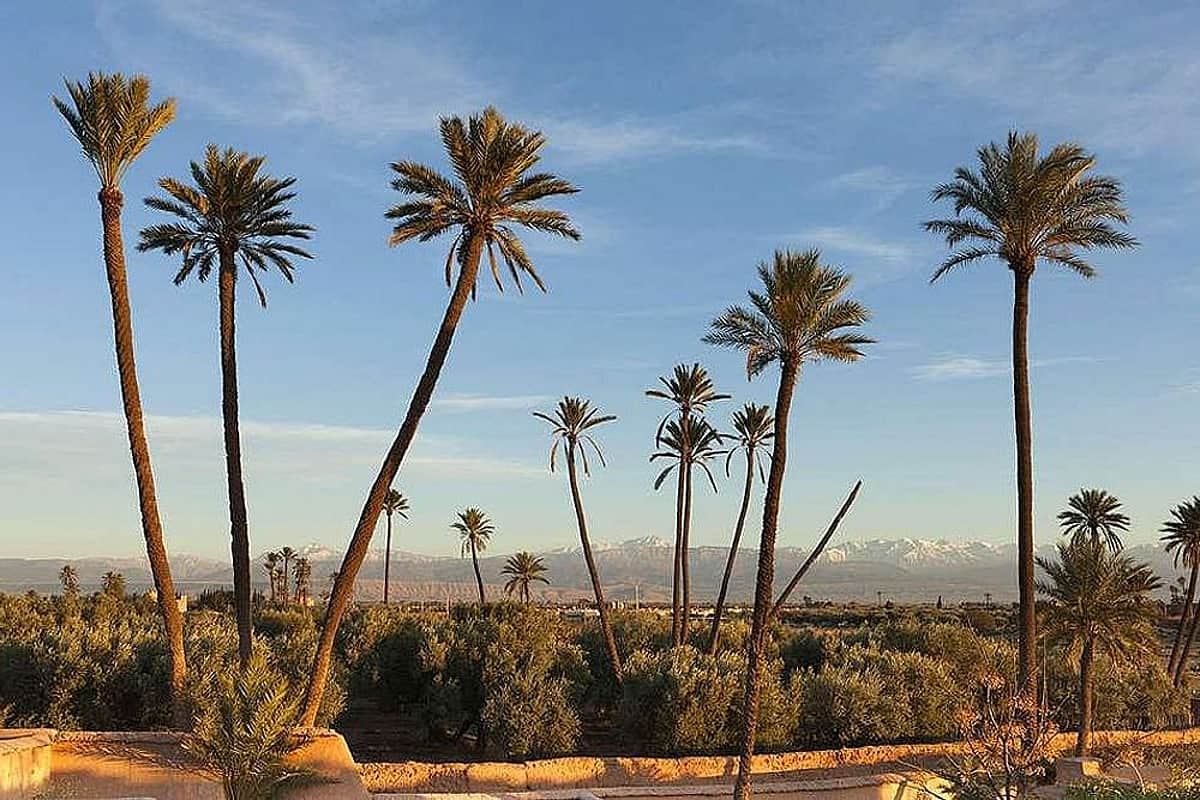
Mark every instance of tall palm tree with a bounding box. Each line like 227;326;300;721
293;557;312;605
708;403;773;654
452;508;494;604
501;551;549;604
101;570;126;599
279;546;296;606
535;396;622;678
263;552;280;604
925;131;1136;692
705;248;872;800
139;144;313;667
52;72;187;724
1162;497;1200;683
1037;539;1160;755
651;413;724;640
59;564;80;596
647;364;729;644
1058;489;1130;553
381;489;410;605
303;107;579;725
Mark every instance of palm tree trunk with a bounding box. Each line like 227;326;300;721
671;461;686;646
1076;639;1094;756
1168;564;1198;676
219;250;253;668
733;358;799;800
681;462;694;645
709;449;755;655
384;513;392;605
282;555;290;606
471;541;485;605
1174;593;1200;687
98;188;188;727
1012;267;1037;696
567;444;622;680
301;234;484;727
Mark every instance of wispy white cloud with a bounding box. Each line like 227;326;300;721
431;394;552;413
830;166;916;210
913;355;1102;382
792;226;914;263
540;117;762;166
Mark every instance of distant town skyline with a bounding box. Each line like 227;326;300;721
2;1;1198;559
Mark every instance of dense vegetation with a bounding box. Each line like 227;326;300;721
1;594;1186;761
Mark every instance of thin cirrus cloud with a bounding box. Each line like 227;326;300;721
95;0;760;165
430;394;553;413
830;166;917;210
913;355;1103;382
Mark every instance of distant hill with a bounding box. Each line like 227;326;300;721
3;537;1184;604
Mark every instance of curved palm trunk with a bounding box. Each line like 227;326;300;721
99;188;188;727
471;540;486;605
384;513;393;605
671;460;686;646
1076;639;1095;756
219;250;253;668
1167;563;1198;677
302;235;483;726
1174;594;1200;687
567;444;622;680
734;359;798;800
709;450;755;655
1013;269;1037;696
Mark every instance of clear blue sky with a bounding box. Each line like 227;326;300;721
1;1;1196;559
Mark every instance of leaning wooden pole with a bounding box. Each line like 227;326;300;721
769;480;862;622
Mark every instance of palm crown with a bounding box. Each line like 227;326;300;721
386;106;580;295
924;131;1136;281
646;363;730;441
534;397;616;476
705;249;873;376
501;551;550;595
651;415;724;492
1037;539;1161;663
452;507;494;557
1058;488;1130;552
382;489;410;519
1162;498;1200;569
53;72;176;189
723;402;774;480
137;144;314;306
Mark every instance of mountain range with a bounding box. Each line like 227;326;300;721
2;537;1185;604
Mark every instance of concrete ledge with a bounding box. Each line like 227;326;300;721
0;729;54;800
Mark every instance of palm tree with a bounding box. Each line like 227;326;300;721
381;489;410;604
1162;497;1200;684
263;552;280;604
1037;539;1160;755
705;248;872;800
52;72;187;723
59;564;80;596
501;551;549;603
101;570;126;599
924;131;1136;693
453;508;494;604
651;413;724;640
139;144;314;667
302;107;579;725
1058;489;1130;552
279;546;296;606
293;557;312;605
535;396;622;677
708;403;773;654
647;364;729;644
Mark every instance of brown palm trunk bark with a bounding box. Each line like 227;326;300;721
99;188;188;727
671;459;686;646
567;444;622;680
384;513;393;605
218;250;253;668
770;481;862;621
471;540;486;605
681;461;694;645
302;235;484;726
1075;639;1094;756
1012;267;1037;696
733;358;798;800
709;450;755;655
282;555;290;606
1174;595;1200;687
1168;563;1198;677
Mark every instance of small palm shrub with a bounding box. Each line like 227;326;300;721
185;654;306;800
